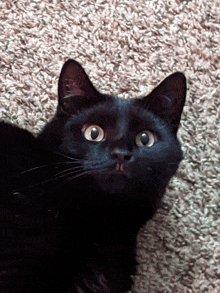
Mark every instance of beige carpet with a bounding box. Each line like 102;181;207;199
1;1;220;292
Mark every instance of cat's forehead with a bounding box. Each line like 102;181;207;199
79;96;131;123
75;96;160;132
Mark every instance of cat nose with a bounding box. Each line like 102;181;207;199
111;148;132;162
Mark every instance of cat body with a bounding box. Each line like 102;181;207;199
0;60;186;292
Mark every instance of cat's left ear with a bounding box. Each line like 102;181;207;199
57;59;102;115
138;72;186;134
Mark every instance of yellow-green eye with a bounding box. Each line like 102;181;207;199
136;130;155;147
82;125;105;142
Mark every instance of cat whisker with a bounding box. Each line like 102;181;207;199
52;170;89;182
168;162;179;166
83;160;113;169
51;150;82;162
63;164;111;182
20;161;80;175
18;176;60;189
20;164;110;190
18;169;82;190
66;170;94;181
53;166;84;179
18;165;83;190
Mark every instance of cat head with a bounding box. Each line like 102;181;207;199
38;59;186;198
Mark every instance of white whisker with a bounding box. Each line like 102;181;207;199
66;170;92;181
21;161;78;174
53;166;84;179
51;150;82;162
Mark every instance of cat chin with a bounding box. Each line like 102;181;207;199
94;172;133;194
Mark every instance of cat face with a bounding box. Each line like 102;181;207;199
38;60;186;197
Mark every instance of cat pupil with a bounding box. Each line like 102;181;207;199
141;132;149;145
91;127;99;140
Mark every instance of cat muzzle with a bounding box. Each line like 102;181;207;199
114;163;131;177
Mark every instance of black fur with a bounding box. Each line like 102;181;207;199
0;59;186;293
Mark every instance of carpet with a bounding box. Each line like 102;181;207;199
0;0;220;292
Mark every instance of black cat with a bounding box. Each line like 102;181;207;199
0;59;186;293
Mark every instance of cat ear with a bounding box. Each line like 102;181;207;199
58;59;101;115
139;72;186;134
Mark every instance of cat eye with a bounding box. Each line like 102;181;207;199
136;131;155;147
82;125;105;142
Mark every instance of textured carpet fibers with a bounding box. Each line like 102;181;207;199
0;1;220;292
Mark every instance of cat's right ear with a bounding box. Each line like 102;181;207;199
57;59;100;115
137;72;186;134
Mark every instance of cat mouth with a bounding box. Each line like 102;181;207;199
115;162;124;172
112;163;131;177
